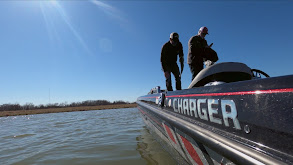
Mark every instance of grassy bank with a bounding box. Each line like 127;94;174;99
0;103;137;117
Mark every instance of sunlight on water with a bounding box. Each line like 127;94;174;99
0;108;176;165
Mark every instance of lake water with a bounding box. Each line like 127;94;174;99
0;108;176;165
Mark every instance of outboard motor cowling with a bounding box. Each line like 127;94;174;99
188;62;252;88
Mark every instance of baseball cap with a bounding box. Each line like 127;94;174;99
199;26;208;34
170;32;179;40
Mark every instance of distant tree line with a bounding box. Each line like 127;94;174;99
0;100;135;111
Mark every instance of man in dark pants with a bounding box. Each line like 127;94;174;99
187;26;218;81
161;32;184;91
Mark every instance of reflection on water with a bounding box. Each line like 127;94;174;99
0;108;176;165
136;126;177;165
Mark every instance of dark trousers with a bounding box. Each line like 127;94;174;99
189;63;203;81
164;64;181;91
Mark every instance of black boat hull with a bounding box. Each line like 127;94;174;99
137;75;293;164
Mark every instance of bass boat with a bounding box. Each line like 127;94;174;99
137;62;293;165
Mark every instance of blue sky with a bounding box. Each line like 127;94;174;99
0;0;292;105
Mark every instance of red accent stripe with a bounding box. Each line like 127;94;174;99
164;124;177;144
180;135;203;165
139;88;293;99
166;88;293;98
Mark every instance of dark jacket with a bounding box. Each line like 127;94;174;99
187;35;207;65
161;41;184;72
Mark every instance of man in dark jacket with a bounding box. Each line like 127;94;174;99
187;26;218;81
161;32;184;91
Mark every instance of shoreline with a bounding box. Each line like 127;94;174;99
0;103;137;117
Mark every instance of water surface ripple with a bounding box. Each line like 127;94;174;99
0;108;176;165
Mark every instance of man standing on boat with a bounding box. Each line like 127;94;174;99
161;32;184;91
187;26;218;81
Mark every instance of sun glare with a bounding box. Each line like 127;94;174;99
39;0;92;56
38;0;130;56
91;0;128;23
49;0;58;6
39;0;58;7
